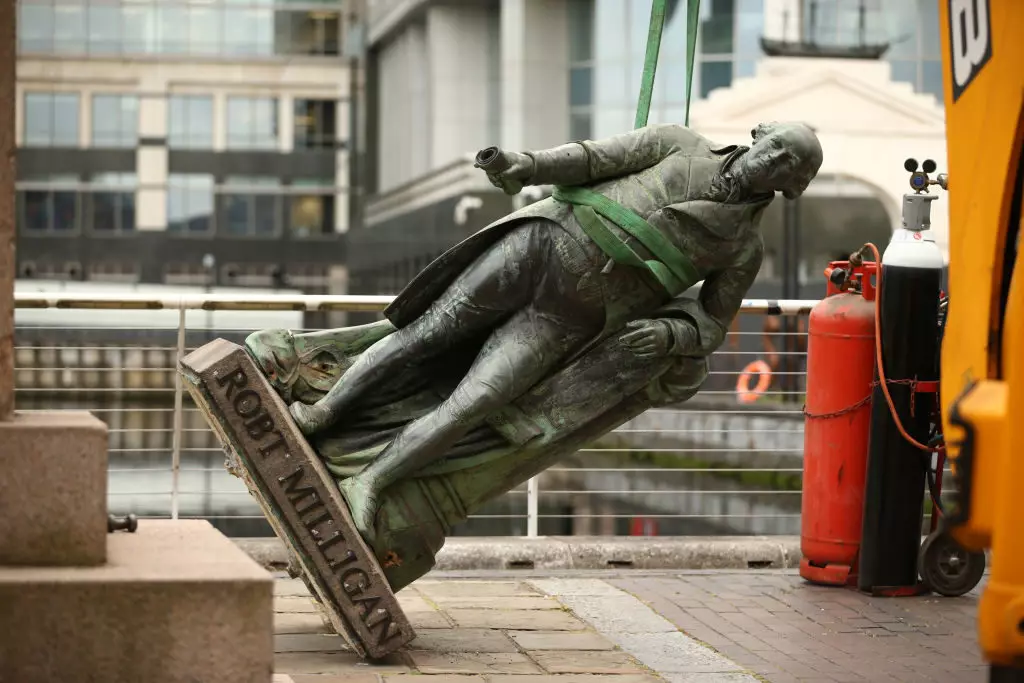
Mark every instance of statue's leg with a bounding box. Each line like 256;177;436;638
295;225;550;432
341;303;600;537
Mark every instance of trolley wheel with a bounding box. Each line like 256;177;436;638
918;530;986;597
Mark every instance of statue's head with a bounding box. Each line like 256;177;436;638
730;122;823;200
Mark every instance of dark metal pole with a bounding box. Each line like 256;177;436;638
0;0;16;420
782;197;801;401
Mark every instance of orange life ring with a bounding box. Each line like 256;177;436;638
736;360;772;403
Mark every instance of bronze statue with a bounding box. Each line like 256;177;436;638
246;121;823;591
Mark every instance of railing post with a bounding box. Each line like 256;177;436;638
170;308;186;520
526;475;539;537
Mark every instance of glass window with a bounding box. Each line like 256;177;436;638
87;4;122;55
700;60;733;97
18;174;80;234
223;7;274;56
189;5;221;55
275;10;340;56
593;64;629;106
19;0;347;59
169;95;214;150
227;97;279;150
734;0;763;58
168;174;215;234
288;183;335;238
628;0;652;59
568;0;594;63
23;93;80;147
659;57;693;105
922;59;944;103
919;0;941;59
593;0;627;61
121;3;157;54
157;5;189;54
293;99;336;150
220;177;281;237
700;0;735;55
53;2;86;54
570;67;593;107
88;173;136;234
19;3;54;52
92;95;138;148
889;60;918;89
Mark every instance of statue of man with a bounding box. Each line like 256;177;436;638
288;121;823;537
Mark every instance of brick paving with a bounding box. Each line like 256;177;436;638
610;571;986;683
271;570;986;683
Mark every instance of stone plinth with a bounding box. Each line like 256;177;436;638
0;519;274;683
0;411;108;565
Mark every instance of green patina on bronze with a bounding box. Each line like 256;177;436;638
244;121;823;592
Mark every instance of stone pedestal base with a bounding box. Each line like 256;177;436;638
0;411;108;565
0;520;274;683
179;339;414;659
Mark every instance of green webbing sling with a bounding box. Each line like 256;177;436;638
553;0;702;297
552;185;697;296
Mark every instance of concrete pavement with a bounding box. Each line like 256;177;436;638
271;569;986;683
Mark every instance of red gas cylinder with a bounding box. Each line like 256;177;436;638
800;260;878;586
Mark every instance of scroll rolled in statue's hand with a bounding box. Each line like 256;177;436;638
474;146;524;195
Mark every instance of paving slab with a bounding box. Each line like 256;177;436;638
275;612;332;635
408;651;543;675
431;595;563;610
270;570;987;683
530;650;649;674
408;628;521;653
446;607;589;630
275;633;348;653
485;676;663;683
508;630;617;650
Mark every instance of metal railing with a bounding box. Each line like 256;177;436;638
15;291;822;538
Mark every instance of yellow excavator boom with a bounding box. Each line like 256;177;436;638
939;0;1024;673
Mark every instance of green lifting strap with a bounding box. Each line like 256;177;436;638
635;0;701;128
683;0;701;126
552;0;703;297
634;0;667;129
552;185;698;295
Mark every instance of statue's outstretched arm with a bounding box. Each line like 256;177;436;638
482;124;690;190
657;243;765;357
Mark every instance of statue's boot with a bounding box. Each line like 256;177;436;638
339;476;380;541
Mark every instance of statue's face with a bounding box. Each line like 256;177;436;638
732;122;823;200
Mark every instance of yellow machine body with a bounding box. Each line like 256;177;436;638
939;0;1024;670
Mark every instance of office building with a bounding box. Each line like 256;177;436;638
352;0;949;299
14;0;363;295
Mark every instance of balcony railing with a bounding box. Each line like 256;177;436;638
14;290;819;538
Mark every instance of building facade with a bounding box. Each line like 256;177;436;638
14;0;364;294
352;0;949;301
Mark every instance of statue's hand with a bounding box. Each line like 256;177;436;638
619;319;672;359
485;152;534;191
288;400;330;436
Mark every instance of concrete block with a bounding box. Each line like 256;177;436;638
0;411;108;566
0;519;274;683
